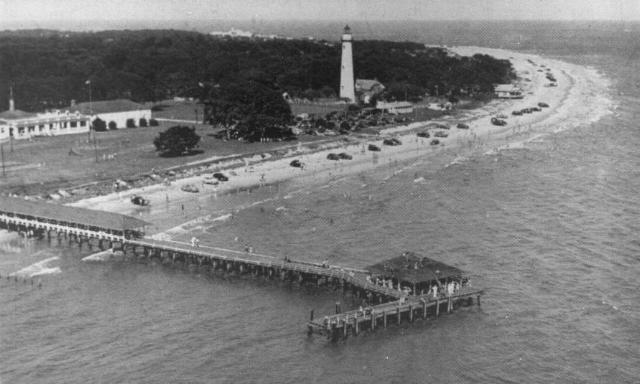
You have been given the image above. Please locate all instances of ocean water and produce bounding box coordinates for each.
[1,21,639,383]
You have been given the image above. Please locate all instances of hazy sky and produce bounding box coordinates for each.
[2,0,640,24]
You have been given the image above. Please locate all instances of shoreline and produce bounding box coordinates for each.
[69,46,613,236]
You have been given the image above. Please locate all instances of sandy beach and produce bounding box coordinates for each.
[69,47,613,236]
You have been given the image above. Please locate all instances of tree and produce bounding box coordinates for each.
[92,117,107,132]
[126,118,136,128]
[153,125,200,156]
[108,121,117,130]
[202,79,293,142]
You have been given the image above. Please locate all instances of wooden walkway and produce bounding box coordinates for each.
[127,238,405,300]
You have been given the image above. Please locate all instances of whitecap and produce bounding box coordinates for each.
[10,256,61,278]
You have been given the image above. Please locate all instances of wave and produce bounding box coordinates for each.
[10,256,61,278]
[82,249,115,262]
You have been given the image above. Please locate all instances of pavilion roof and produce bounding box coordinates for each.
[0,196,150,231]
[367,251,465,284]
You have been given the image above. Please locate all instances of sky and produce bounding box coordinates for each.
[1,0,640,26]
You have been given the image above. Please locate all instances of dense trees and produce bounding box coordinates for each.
[202,79,293,141]
[0,30,514,112]
[153,125,201,156]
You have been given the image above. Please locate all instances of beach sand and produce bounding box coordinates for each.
[69,47,613,236]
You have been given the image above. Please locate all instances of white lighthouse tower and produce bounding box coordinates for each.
[339,25,356,103]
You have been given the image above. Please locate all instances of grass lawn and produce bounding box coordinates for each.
[0,119,326,196]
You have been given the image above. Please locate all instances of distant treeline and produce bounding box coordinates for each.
[0,29,514,111]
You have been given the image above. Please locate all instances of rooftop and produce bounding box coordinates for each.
[494,84,519,92]
[367,251,465,284]
[355,79,385,92]
[0,109,37,120]
[0,196,150,231]
[68,99,148,115]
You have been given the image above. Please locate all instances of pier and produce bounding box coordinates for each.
[0,196,483,340]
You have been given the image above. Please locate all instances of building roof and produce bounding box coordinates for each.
[68,99,148,115]
[367,252,465,284]
[356,79,385,92]
[0,196,150,231]
[0,109,37,120]
[494,84,519,92]
[377,101,413,108]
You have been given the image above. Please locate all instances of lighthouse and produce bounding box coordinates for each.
[339,25,356,103]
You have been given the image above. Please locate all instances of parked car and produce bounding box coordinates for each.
[417,131,430,138]
[491,117,507,126]
[383,138,402,146]
[538,102,549,108]
[327,153,340,160]
[456,123,469,129]
[368,144,381,152]
[338,152,353,160]
[212,172,228,181]
[512,110,523,116]
[531,106,542,112]
[130,195,150,206]
[496,113,508,119]
[181,184,199,193]
[434,131,448,138]
[290,159,303,168]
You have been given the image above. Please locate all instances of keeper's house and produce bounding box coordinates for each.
[494,84,523,99]
[67,99,151,130]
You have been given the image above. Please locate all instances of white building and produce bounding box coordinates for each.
[355,79,385,104]
[376,101,414,114]
[0,93,90,141]
[339,25,356,103]
[67,99,151,129]
[494,84,523,99]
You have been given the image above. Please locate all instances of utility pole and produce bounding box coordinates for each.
[87,79,98,163]
[1,143,5,177]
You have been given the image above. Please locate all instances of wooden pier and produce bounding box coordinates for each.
[0,196,483,340]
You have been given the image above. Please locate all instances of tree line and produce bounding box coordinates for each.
[0,29,514,112]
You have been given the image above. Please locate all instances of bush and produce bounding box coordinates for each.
[139,117,148,127]
[149,118,159,126]
[108,121,117,130]
[126,118,136,128]
[92,118,107,132]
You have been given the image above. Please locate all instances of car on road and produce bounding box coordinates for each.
[491,117,507,126]
[430,139,440,145]
[417,131,430,138]
[131,195,150,206]
[434,131,448,138]
[383,138,402,146]
[538,102,549,108]
[368,144,381,152]
[456,123,469,129]
[512,110,523,116]
[327,153,340,161]
[290,159,303,168]
[531,106,542,112]
[212,172,228,181]
[181,184,199,193]
[338,152,353,160]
